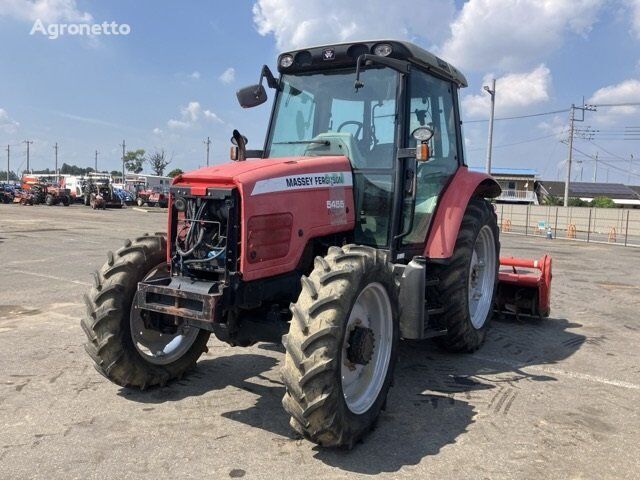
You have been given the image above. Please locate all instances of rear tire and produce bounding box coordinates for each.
[81,233,210,389]
[137,197,144,207]
[433,197,499,352]
[45,194,54,206]
[281,245,398,448]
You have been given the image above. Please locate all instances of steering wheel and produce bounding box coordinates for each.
[337,120,363,139]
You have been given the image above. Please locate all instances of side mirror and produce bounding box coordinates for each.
[236,84,267,108]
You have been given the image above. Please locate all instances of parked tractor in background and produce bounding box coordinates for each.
[44,185,71,206]
[0,183,16,203]
[84,177,122,209]
[89,184,122,209]
[147,187,169,208]
[15,178,47,205]
[82,40,552,448]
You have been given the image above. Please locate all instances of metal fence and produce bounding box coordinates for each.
[496,204,640,247]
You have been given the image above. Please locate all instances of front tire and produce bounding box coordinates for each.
[81,233,210,389]
[433,197,499,352]
[281,245,398,448]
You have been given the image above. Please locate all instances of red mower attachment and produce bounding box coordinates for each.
[496,255,552,318]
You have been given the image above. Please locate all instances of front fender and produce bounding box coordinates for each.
[424,166,500,259]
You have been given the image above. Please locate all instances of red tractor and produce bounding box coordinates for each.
[82,40,551,448]
[44,185,71,206]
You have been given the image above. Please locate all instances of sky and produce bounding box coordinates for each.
[1,0,640,183]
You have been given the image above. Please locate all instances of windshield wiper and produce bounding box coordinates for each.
[273,140,330,145]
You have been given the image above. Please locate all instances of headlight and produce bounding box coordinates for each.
[373,43,393,57]
[174,196,187,212]
[279,54,294,68]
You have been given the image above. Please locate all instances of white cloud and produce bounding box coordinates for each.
[462,65,552,119]
[440,0,605,71]
[628,0,640,38]
[153,127,163,135]
[219,67,235,84]
[189,71,201,80]
[167,101,224,130]
[0,0,92,23]
[252,0,456,50]
[537,115,567,141]
[588,78,640,119]
[0,108,19,133]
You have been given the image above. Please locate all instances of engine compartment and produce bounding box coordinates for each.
[170,188,239,280]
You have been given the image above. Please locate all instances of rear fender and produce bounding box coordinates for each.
[424,166,501,259]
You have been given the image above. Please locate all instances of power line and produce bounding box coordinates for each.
[467,132,559,152]
[464,108,570,124]
[588,102,640,108]
[570,144,640,180]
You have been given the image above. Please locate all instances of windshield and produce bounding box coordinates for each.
[265,68,399,170]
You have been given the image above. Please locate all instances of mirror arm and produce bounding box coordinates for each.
[259,65,279,90]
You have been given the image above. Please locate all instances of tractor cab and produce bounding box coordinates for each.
[236,40,467,258]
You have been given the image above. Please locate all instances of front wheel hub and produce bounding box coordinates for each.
[347,326,375,366]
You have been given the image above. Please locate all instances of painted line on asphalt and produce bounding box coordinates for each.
[473,354,640,390]
[0,268,91,286]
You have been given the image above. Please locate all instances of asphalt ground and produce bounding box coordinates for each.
[1,203,639,479]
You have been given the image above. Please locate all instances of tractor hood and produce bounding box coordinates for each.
[172,155,353,197]
[171,155,356,283]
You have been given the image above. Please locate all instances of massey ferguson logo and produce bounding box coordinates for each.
[251,171,353,195]
[322,48,335,60]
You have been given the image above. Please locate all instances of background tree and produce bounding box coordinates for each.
[167,168,183,178]
[0,170,18,181]
[568,197,590,207]
[542,194,563,206]
[591,196,616,208]
[124,149,146,174]
[59,163,95,175]
[147,149,171,176]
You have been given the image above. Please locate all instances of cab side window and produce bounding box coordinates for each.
[403,71,459,246]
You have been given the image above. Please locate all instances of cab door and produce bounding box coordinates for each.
[400,69,461,251]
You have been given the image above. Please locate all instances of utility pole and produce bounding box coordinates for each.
[94,150,99,172]
[54,143,59,181]
[593,151,598,183]
[563,102,597,206]
[484,79,496,174]
[23,140,33,173]
[5,145,9,182]
[629,154,634,184]
[120,140,126,183]
[563,105,575,207]
[204,136,211,167]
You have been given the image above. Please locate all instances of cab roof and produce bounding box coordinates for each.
[277,39,467,88]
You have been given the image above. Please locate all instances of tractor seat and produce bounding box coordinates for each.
[303,132,366,169]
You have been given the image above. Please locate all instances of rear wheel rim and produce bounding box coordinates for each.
[130,264,200,365]
[468,225,496,329]
[341,282,393,415]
